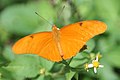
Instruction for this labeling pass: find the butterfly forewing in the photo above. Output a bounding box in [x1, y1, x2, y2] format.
[60, 20, 107, 59]
[12, 32, 62, 62]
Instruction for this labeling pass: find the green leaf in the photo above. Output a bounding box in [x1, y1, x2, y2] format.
[0, 27, 9, 44]
[39, 57, 54, 71]
[53, 75, 65, 80]
[50, 63, 63, 73]
[65, 70, 76, 80]
[34, 23, 52, 33]
[106, 47, 120, 67]
[44, 75, 53, 80]
[0, 0, 13, 7]
[36, 75, 45, 80]
[98, 38, 114, 53]
[0, 4, 39, 34]
[3, 46, 15, 61]
[0, 67, 14, 80]
[99, 59, 119, 80]
[74, 73, 78, 80]
[3, 54, 40, 80]
[94, 0, 119, 21]
[74, 0, 93, 18]
[34, 0, 56, 20]
[60, 2, 71, 25]
[69, 52, 89, 68]
[85, 39, 95, 52]
[0, 0, 56, 35]
[0, 55, 7, 67]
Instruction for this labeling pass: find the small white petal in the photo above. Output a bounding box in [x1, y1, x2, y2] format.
[94, 67, 97, 73]
[99, 65, 104, 68]
[88, 64, 93, 68]
[87, 69, 89, 72]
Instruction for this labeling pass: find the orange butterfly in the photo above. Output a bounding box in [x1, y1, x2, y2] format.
[12, 20, 107, 62]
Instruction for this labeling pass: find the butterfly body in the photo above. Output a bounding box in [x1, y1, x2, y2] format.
[52, 25, 64, 57]
[12, 20, 107, 62]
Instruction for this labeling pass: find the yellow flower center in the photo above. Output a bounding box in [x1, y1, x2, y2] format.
[40, 68, 45, 75]
[92, 60, 99, 68]
[85, 63, 88, 69]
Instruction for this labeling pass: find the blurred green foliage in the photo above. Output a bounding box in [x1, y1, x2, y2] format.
[0, 0, 120, 80]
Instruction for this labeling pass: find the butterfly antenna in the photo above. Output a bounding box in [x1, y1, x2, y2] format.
[35, 12, 53, 26]
[57, 6, 65, 19]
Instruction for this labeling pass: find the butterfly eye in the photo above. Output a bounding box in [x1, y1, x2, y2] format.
[79, 22, 83, 26]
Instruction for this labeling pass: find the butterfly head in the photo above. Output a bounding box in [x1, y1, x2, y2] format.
[52, 25, 60, 31]
[52, 25, 61, 42]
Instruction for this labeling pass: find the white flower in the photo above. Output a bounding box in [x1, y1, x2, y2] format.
[85, 54, 104, 73]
